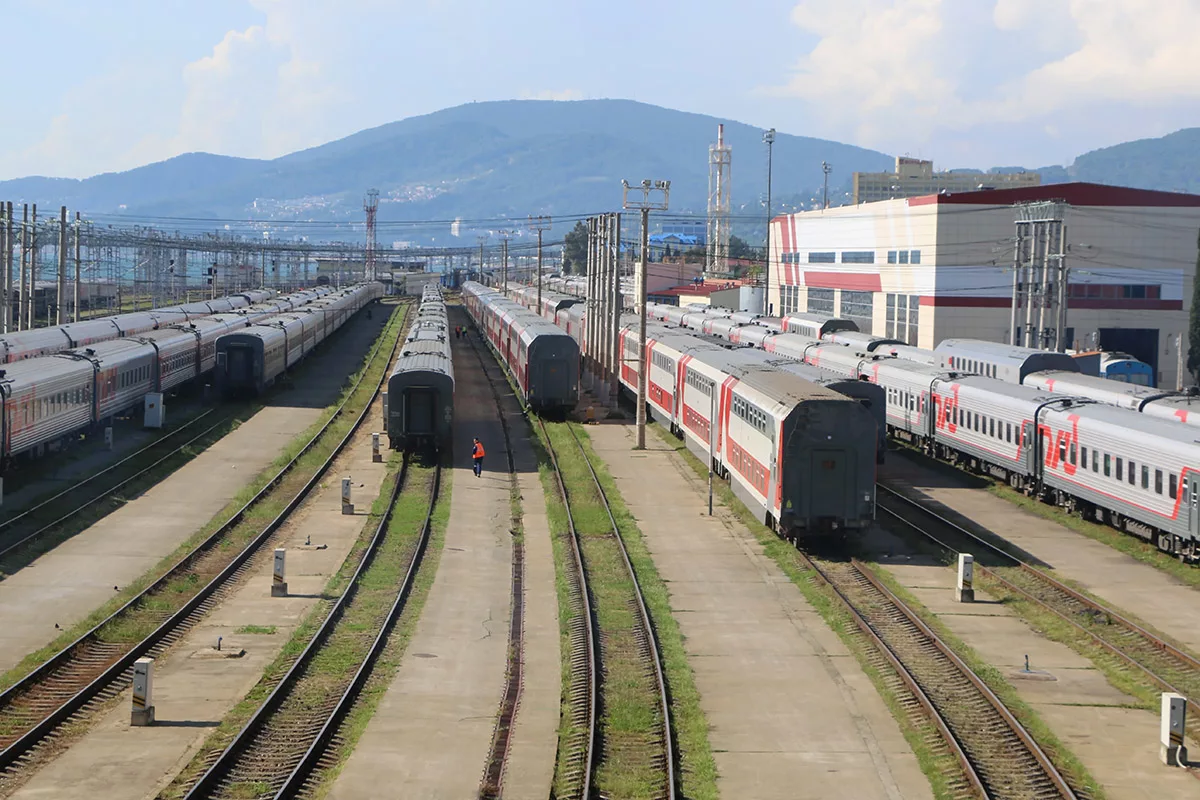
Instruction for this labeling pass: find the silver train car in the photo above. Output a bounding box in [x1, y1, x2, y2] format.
[214, 285, 382, 396]
[387, 285, 454, 451]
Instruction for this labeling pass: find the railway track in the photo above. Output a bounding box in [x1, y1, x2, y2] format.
[799, 550, 1082, 800]
[467, 334, 525, 800]
[0, 302, 407, 793]
[0, 407, 236, 562]
[877, 483, 1200, 746]
[539, 418, 675, 800]
[180, 456, 441, 800]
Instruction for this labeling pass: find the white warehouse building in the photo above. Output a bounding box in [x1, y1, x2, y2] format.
[767, 183, 1200, 389]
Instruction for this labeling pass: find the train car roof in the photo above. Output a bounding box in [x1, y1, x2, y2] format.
[936, 338, 1080, 375]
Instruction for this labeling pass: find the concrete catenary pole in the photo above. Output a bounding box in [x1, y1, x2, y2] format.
[598, 214, 610, 390]
[610, 213, 622, 405]
[637, 206, 649, 447]
[1009, 225, 1024, 346]
[1054, 222, 1069, 351]
[0, 202, 7, 333]
[29, 204, 38, 329]
[18, 204, 28, 332]
[74, 212, 81, 323]
[57, 206, 67, 325]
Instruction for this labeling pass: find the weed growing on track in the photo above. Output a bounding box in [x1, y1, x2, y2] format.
[535, 420, 715, 800]
[234, 625, 277, 635]
[0, 303, 408, 695]
[651, 424, 1094, 800]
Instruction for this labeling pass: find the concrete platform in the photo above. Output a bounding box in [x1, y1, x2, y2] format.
[881, 454, 1200, 654]
[7, 342, 398, 800]
[587, 424, 932, 800]
[0, 308, 391, 676]
[876, 529, 1199, 800]
[329, 322, 521, 799]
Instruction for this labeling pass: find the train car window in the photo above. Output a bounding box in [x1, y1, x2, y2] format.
[1104, 454, 1111, 477]
[1128, 461, 1137, 486]
[1142, 466, 1150, 490]
[989, 419, 995, 438]
[1069, 442, 1077, 465]
[1093, 452, 1099, 473]
[1169, 474, 1178, 499]
[1115, 458, 1123, 480]
[1080, 447, 1087, 469]
[1155, 470, 1163, 495]
[1058, 440, 1067, 463]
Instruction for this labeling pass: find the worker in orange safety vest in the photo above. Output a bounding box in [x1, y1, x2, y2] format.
[472, 438, 486, 477]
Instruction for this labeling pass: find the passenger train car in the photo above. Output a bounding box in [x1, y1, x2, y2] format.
[387, 284, 454, 451]
[0, 289, 278, 363]
[0, 286, 362, 468]
[214, 285, 381, 396]
[463, 282, 579, 412]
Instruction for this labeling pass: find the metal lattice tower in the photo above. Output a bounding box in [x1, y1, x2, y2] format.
[364, 188, 379, 281]
[707, 124, 732, 277]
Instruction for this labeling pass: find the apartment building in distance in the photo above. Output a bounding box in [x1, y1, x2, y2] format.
[852, 157, 1041, 204]
[767, 183, 1200, 389]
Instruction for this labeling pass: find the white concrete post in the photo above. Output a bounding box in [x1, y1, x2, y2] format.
[1161, 693, 1187, 766]
[956, 553, 974, 603]
[381, 391, 388, 432]
[271, 548, 288, 597]
[131, 657, 155, 726]
[341, 478, 354, 515]
[372, 433, 382, 463]
[104, 426, 113, 450]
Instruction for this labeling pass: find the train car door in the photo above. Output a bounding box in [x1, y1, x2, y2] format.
[405, 387, 435, 437]
[537, 355, 570, 405]
[1189, 475, 1200, 540]
[809, 448, 854, 524]
[1021, 422, 1036, 475]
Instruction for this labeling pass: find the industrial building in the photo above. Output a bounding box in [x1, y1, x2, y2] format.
[768, 183, 1200, 389]
[852, 157, 1041, 204]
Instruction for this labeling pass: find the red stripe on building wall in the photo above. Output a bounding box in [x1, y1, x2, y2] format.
[918, 295, 1184, 310]
[804, 271, 882, 291]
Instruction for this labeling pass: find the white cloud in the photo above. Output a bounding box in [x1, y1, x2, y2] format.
[773, 0, 1200, 163]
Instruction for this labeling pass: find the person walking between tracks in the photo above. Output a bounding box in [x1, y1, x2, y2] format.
[472, 438, 486, 477]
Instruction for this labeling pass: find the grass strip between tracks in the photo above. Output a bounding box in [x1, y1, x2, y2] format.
[651, 423, 1105, 800]
[534, 420, 716, 800]
[890, 444, 1200, 589]
[161, 453, 450, 799]
[0, 303, 408, 696]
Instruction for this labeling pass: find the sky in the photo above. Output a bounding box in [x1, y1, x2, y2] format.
[2, 0, 1199, 181]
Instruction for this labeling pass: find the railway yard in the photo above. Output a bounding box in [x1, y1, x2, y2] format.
[0, 281, 1199, 800]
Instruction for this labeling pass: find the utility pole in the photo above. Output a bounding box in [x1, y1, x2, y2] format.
[1178, 334, 1186, 391]
[501, 233, 510, 293]
[477, 235, 487, 284]
[0, 202, 7, 333]
[56, 207, 67, 324]
[707, 124, 732, 277]
[18, 204, 28, 331]
[763, 128, 775, 315]
[622, 178, 671, 449]
[529, 214, 550, 312]
[363, 188, 379, 282]
[74, 212, 81, 322]
[822, 161, 832, 210]
[609, 213, 622, 406]
[1013, 201, 1066, 349]
[28, 204, 37, 330]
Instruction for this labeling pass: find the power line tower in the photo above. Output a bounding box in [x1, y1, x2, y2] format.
[622, 178, 671, 450]
[528, 215, 551, 310]
[707, 124, 732, 277]
[364, 188, 379, 281]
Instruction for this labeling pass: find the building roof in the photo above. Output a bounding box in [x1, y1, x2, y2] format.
[907, 181, 1200, 208]
[649, 281, 746, 298]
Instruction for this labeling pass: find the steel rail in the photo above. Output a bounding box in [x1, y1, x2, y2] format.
[537, 418, 598, 800]
[803, 551, 1079, 799]
[877, 483, 1200, 730]
[0, 302, 405, 775]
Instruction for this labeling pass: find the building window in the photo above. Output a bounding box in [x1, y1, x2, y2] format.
[840, 290, 874, 333]
[910, 250, 921, 264]
[841, 251, 875, 264]
[884, 293, 920, 343]
[887, 251, 898, 264]
[898, 250, 909, 264]
[780, 285, 801, 315]
[807, 288, 835, 315]
[808, 252, 836, 264]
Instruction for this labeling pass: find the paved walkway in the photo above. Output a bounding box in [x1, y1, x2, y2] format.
[329, 319, 519, 799]
[875, 528, 1199, 799]
[880, 454, 1200, 653]
[0, 308, 390, 676]
[9, 391, 394, 800]
[588, 424, 932, 800]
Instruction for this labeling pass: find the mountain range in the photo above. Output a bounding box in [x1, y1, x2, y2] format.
[1, 99, 1198, 242]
